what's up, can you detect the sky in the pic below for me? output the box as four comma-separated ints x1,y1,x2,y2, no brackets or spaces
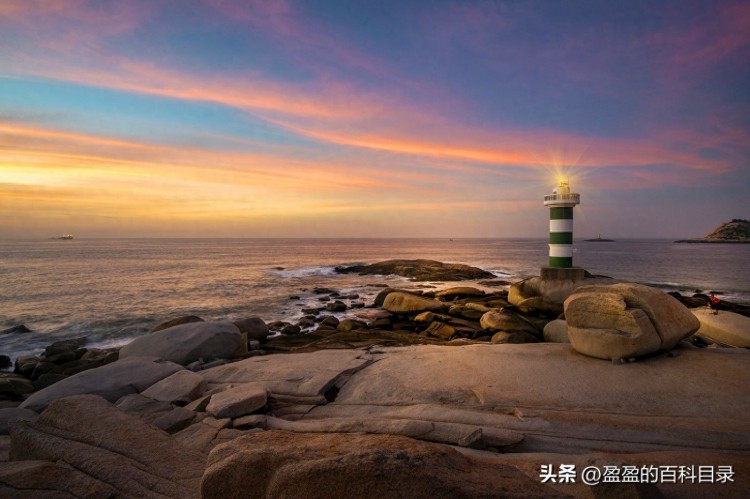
0,0,748,238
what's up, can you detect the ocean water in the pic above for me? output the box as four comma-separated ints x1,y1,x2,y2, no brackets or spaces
1,238,748,362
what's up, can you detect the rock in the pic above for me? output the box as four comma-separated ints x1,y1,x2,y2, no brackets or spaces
19,357,183,412
477,279,512,287
151,407,196,433
692,310,750,347
32,373,68,390
202,430,561,499
115,393,173,420
414,311,439,323
326,300,347,312
0,325,32,335
9,395,205,498
120,321,242,365
12,356,38,378
297,317,316,329
0,356,10,369
151,315,204,333
479,309,539,336
280,324,301,335
0,375,35,400
337,319,365,331
313,287,336,294
374,287,397,306
232,414,267,430
0,408,37,435
461,308,485,321
0,460,118,497
370,317,393,330
383,291,444,314
319,316,340,328
424,321,456,340
206,385,268,419
336,259,495,281
543,319,570,343
141,370,207,404
434,287,485,300
491,331,539,344
43,337,87,359
232,317,269,342
565,283,701,360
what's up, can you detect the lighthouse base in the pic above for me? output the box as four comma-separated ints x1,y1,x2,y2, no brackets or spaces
540,266,586,281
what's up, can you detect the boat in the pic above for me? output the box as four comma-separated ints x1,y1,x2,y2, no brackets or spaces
584,234,614,242
57,234,74,240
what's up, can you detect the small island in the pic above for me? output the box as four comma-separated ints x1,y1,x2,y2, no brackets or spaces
676,219,750,243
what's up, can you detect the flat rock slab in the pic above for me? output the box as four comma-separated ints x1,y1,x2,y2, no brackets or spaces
206,385,267,419
202,430,563,499
692,310,750,347
141,369,207,404
200,350,373,400
9,395,205,498
318,344,750,454
19,357,183,413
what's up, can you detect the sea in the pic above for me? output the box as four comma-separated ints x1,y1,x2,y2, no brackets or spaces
1,238,748,363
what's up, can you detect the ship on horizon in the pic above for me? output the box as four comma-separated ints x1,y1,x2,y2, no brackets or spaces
584,233,614,242
53,234,74,240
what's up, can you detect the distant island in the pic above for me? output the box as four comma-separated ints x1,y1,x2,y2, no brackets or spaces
675,219,750,243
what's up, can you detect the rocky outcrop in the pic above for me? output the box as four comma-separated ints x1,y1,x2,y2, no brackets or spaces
120,320,242,365
692,310,750,347
8,395,205,498
564,283,700,360
336,259,495,281
19,357,183,412
202,430,562,499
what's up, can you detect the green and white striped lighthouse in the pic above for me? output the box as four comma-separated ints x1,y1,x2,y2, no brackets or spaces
543,181,580,268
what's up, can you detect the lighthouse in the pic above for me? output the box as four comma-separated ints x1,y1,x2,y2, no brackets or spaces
542,180,582,278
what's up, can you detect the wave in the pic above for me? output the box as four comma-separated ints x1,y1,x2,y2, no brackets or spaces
273,266,340,278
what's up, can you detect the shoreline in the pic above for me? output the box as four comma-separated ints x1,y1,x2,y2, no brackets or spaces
2,263,750,497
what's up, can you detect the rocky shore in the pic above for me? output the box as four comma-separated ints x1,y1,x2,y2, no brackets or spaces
1,260,749,497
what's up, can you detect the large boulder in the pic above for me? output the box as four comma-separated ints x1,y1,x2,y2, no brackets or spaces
691,310,750,347
9,395,205,498
19,357,182,412
383,291,444,314
564,283,700,360
201,430,563,499
509,275,616,315
336,259,495,281
120,321,242,365
232,317,270,342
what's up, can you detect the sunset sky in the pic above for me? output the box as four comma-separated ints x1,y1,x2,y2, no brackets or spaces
1,0,748,238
